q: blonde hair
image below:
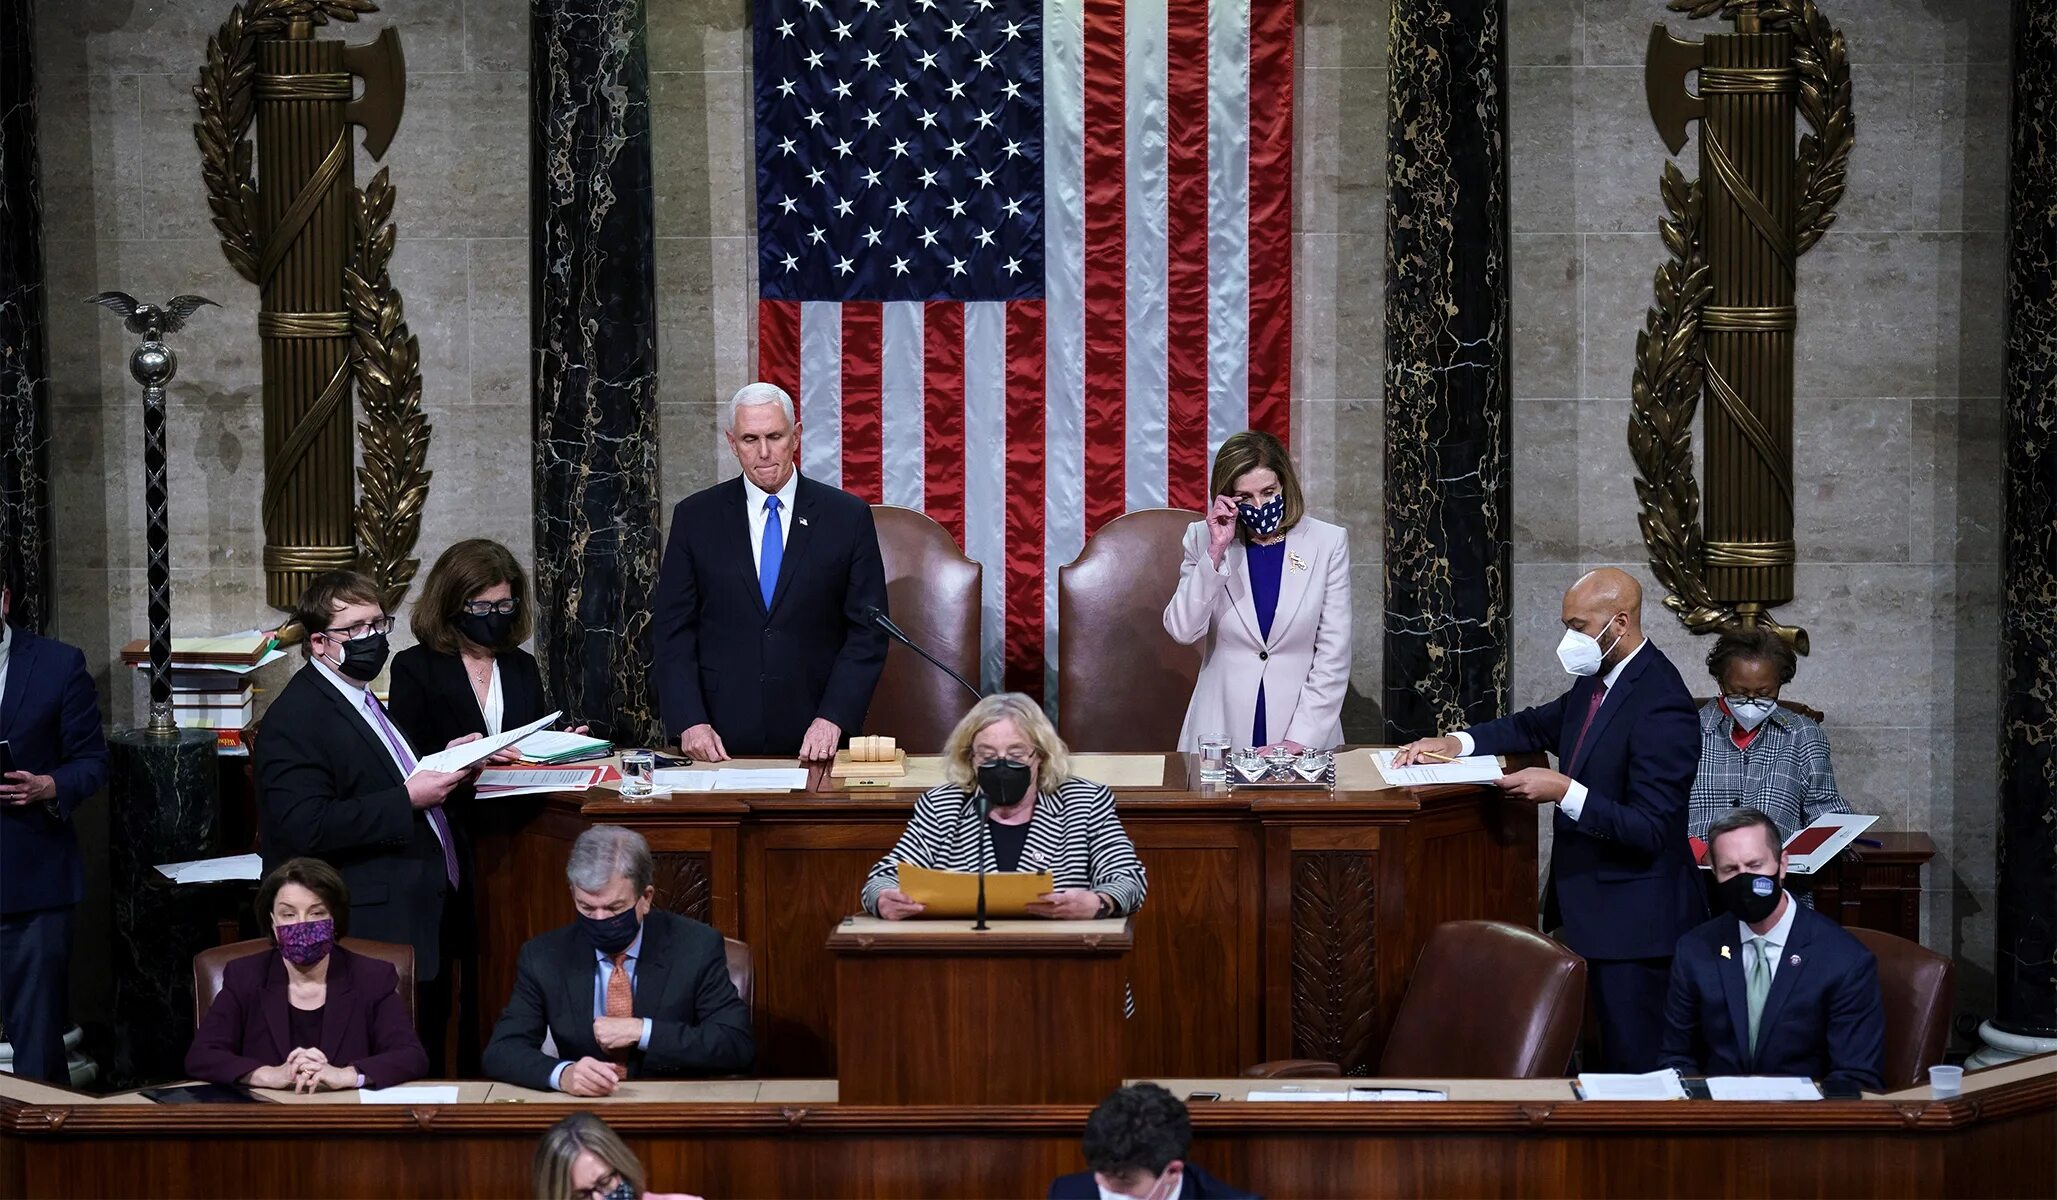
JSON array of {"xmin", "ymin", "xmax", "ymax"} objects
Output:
[
  {"xmin": 941, "ymin": 692, "xmax": 1073, "ymax": 795},
  {"xmin": 531, "ymin": 1112, "xmax": 645, "ymax": 1200}
]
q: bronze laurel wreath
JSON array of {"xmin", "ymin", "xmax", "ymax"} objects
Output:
[
  {"xmin": 1629, "ymin": 0, "xmax": 1852, "ymax": 644},
  {"xmin": 193, "ymin": 0, "xmax": 431, "ymax": 612}
]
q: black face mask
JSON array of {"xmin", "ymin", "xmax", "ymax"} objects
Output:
[
  {"xmin": 457, "ymin": 611, "xmax": 515, "ymax": 649},
  {"xmin": 975, "ymin": 759, "xmax": 1033, "ymax": 812},
  {"xmin": 580, "ymin": 906, "xmax": 642, "ymax": 955},
  {"xmin": 325, "ymin": 632, "xmax": 389, "ymax": 682},
  {"xmin": 1717, "ymin": 870, "xmax": 1784, "ymax": 924}
]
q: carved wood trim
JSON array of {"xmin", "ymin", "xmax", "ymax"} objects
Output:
[
  {"xmin": 1289, "ymin": 852, "xmax": 1379, "ymax": 1075},
  {"xmin": 651, "ymin": 852, "xmax": 712, "ymax": 924}
]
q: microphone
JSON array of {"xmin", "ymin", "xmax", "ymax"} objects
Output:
[
  {"xmin": 970, "ymin": 790, "xmax": 992, "ymax": 932},
  {"xmin": 862, "ymin": 605, "xmax": 982, "ymax": 703}
]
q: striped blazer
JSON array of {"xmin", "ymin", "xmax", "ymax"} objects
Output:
[{"xmin": 860, "ymin": 778, "xmax": 1148, "ymax": 917}]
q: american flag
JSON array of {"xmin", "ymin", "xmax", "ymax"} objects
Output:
[{"xmin": 754, "ymin": 0, "xmax": 1294, "ymax": 699}]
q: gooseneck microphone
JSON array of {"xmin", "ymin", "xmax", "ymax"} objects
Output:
[{"xmin": 862, "ymin": 605, "xmax": 983, "ymax": 703}]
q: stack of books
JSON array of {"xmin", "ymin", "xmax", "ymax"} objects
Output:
[{"xmin": 123, "ymin": 631, "xmax": 286, "ymax": 753}]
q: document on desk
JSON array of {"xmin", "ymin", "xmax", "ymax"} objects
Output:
[
  {"xmin": 1705, "ymin": 1076, "xmax": 1822, "ymax": 1101},
  {"xmin": 475, "ymin": 766, "xmax": 603, "ymax": 798},
  {"xmin": 1348, "ymin": 1087, "xmax": 1448, "ymax": 1101},
  {"xmin": 1575, "ymin": 1070, "xmax": 1689, "ymax": 1100},
  {"xmin": 897, "ymin": 864, "xmax": 1055, "ymax": 917},
  {"xmin": 651, "ymin": 769, "xmax": 717, "ymax": 792},
  {"xmin": 510, "ymin": 729, "xmax": 613, "ymax": 763},
  {"xmin": 153, "ymin": 853, "xmax": 264, "ymax": 884},
  {"xmin": 359, "ymin": 1085, "xmax": 462, "ymax": 1105},
  {"xmin": 1371, "ymin": 749, "xmax": 1504, "ymax": 787},
  {"xmin": 410, "ymin": 711, "xmax": 561, "ymax": 775},
  {"xmin": 710, "ymin": 768, "xmax": 810, "ymax": 791},
  {"xmin": 1247, "ymin": 1090, "xmax": 1350, "ymax": 1101}
]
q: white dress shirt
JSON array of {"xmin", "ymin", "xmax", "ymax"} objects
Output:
[
  {"xmin": 743, "ymin": 470, "xmax": 800, "ymax": 574},
  {"xmin": 0, "ymin": 620, "xmax": 12, "ymax": 713},
  {"xmin": 309, "ymin": 656, "xmax": 451, "ymax": 858},
  {"xmin": 1455, "ymin": 638, "xmax": 1648, "ymax": 821},
  {"xmin": 1740, "ymin": 889, "xmax": 1798, "ymax": 984},
  {"xmin": 1100, "ymin": 1180, "xmax": 1184, "ymax": 1200},
  {"xmin": 476, "ymin": 659, "xmax": 504, "ymax": 736}
]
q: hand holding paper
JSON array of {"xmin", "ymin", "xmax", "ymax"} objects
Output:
[
  {"xmin": 410, "ymin": 711, "xmax": 560, "ymax": 776},
  {"xmin": 897, "ymin": 864, "xmax": 1056, "ymax": 918}
]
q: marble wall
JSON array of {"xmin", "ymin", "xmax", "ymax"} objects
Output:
[{"xmin": 39, "ymin": 0, "xmax": 2008, "ymax": 1016}]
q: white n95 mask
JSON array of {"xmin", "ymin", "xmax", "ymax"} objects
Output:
[
  {"xmin": 1555, "ymin": 623, "xmax": 1619, "ymax": 677},
  {"xmin": 1727, "ymin": 697, "xmax": 1777, "ymax": 731}
]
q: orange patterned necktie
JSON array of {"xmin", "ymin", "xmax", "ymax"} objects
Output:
[{"xmin": 604, "ymin": 952, "xmax": 635, "ymax": 1063}]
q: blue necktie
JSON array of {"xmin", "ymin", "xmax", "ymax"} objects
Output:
[{"xmin": 759, "ymin": 494, "xmax": 784, "ymax": 609}]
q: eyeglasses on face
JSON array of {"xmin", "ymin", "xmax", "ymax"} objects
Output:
[
  {"xmin": 460, "ymin": 598, "xmax": 519, "ymax": 616},
  {"xmin": 971, "ymin": 747, "xmax": 1039, "ymax": 767},
  {"xmin": 322, "ymin": 616, "xmax": 394, "ymax": 641}
]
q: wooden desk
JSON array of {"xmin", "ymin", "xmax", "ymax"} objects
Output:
[
  {"xmin": 471, "ymin": 751, "xmax": 1542, "ymax": 1078},
  {"xmin": 4, "ymin": 1056, "xmax": 2050, "ymax": 1198}
]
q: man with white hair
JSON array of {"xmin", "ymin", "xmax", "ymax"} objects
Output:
[
  {"xmin": 481, "ymin": 825, "xmax": 753, "ymax": 1094},
  {"xmin": 653, "ymin": 382, "xmax": 889, "ymax": 761}
]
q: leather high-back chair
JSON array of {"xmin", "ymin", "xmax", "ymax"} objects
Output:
[
  {"xmin": 866, "ymin": 505, "xmax": 982, "ymax": 752},
  {"xmin": 1845, "ymin": 927, "xmax": 1953, "ymax": 1090},
  {"xmin": 194, "ymin": 937, "xmax": 417, "ymax": 1026},
  {"xmin": 1381, "ymin": 920, "xmax": 1587, "ymax": 1078},
  {"xmin": 724, "ymin": 937, "xmax": 754, "ymax": 1008},
  {"xmin": 1056, "ymin": 508, "xmax": 1202, "ymax": 751}
]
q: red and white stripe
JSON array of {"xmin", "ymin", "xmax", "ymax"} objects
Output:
[{"xmin": 756, "ymin": 0, "xmax": 1292, "ymax": 704}]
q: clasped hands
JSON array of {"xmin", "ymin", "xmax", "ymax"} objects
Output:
[
  {"xmin": 681, "ymin": 717, "xmax": 843, "ymax": 763},
  {"xmin": 1392, "ymin": 736, "xmax": 1570, "ymax": 804},
  {"xmin": 248, "ymin": 1047, "xmax": 355, "ymax": 1093},
  {"xmin": 557, "ymin": 1017, "xmax": 644, "ymax": 1097},
  {"xmin": 876, "ymin": 887, "xmax": 1106, "ymax": 921}
]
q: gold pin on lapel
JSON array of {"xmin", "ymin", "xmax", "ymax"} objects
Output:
[
  {"xmin": 1720, "ymin": 945, "xmax": 1732, "ymax": 960},
  {"xmin": 1288, "ymin": 552, "xmax": 1308, "ymax": 572}
]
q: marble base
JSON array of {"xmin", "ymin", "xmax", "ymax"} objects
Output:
[
  {"xmin": 1966, "ymin": 1020, "xmax": 2057, "ymax": 1070},
  {"xmin": 106, "ymin": 727, "xmax": 222, "ymax": 1087},
  {"xmin": 0, "ymin": 1025, "xmax": 97, "ymax": 1089}
]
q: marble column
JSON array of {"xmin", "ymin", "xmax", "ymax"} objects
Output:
[
  {"xmin": 0, "ymin": 0, "xmax": 52, "ymax": 629},
  {"xmin": 1381, "ymin": 0, "xmax": 1513, "ymax": 740},
  {"xmin": 1975, "ymin": 0, "xmax": 2057, "ymax": 1068},
  {"xmin": 530, "ymin": 0, "xmax": 663, "ymax": 745}
]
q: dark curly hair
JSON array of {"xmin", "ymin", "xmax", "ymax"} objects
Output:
[
  {"xmin": 1705, "ymin": 625, "xmax": 1797, "ymax": 686},
  {"xmin": 1082, "ymin": 1083, "xmax": 1191, "ymax": 1178}
]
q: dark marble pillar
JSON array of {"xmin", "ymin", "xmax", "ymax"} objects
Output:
[
  {"xmin": 0, "ymin": 0, "xmax": 52, "ymax": 629},
  {"xmin": 1381, "ymin": 0, "xmax": 1513, "ymax": 741},
  {"xmin": 530, "ymin": 0, "xmax": 663, "ymax": 745},
  {"xmin": 1980, "ymin": 0, "xmax": 2057, "ymax": 1064}
]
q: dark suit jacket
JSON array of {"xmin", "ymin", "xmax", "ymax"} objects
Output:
[
  {"xmin": 481, "ymin": 908, "xmax": 754, "ymax": 1090},
  {"xmin": 0, "ymin": 627, "xmax": 111, "ymax": 915},
  {"xmin": 386, "ymin": 643, "xmax": 548, "ymax": 758},
  {"xmin": 184, "ymin": 945, "xmax": 430, "ymax": 1090},
  {"xmin": 1464, "ymin": 642, "xmax": 1707, "ymax": 961},
  {"xmin": 255, "ymin": 664, "xmax": 451, "ymax": 980},
  {"xmin": 1660, "ymin": 901, "xmax": 1886, "ymax": 1092},
  {"xmin": 653, "ymin": 475, "xmax": 888, "ymax": 755},
  {"xmin": 1049, "ymin": 1164, "xmax": 1255, "ymax": 1200}
]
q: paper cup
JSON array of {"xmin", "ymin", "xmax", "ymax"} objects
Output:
[{"xmin": 1927, "ymin": 1064, "xmax": 1963, "ymax": 1097}]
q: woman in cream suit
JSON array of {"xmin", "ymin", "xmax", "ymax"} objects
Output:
[{"xmin": 1164, "ymin": 431, "xmax": 1351, "ymax": 752}]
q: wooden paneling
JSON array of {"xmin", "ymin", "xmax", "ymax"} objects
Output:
[{"xmin": 1122, "ymin": 818, "xmax": 1261, "ymax": 1077}]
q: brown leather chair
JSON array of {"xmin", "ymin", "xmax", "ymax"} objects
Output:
[
  {"xmin": 1845, "ymin": 927, "xmax": 1953, "ymax": 1090},
  {"xmin": 194, "ymin": 937, "xmax": 417, "ymax": 1026},
  {"xmin": 1056, "ymin": 508, "xmax": 1203, "ymax": 751},
  {"xmin": 723, "ymin": 937, "xmax": 754, "ymax": 1008},
  {"xmin": 1245, "ymin": 920, "xmax": 1587, "ymax": 1080},
  {"xmin": 865, "ymin": 505, "xmax": 982, "ymax": 752}
]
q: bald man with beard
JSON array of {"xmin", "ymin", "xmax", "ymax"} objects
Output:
[{"xmin": 1398, "ymin": 568, "xmax": 1706, "ymax": 1071}]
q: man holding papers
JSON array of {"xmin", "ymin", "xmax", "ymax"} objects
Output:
[
  {"xmin": 1661, "ymin": 808, "xmax": 1885, "ymax": 1093},
  {"xmin": 257, "ymin": 571, "xmax": 508, "ymax": 1071},
  {"xmin": 1396, "ymin": 568, "xmax": 1705, "ymax": 1072}
]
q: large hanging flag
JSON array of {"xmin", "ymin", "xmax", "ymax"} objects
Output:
[{"xmin": 753, "ymin": 0, "xmax": 1293, "ymax": 698}]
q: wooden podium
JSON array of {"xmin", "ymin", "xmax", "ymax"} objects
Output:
[{"xmin": 827, "ymin": 915, "xmax": 1133, "ymax": 1105}]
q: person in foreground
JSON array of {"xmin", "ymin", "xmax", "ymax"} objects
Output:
[
  {"xmin": 862, "ymin": 692, "xmax": 1148, "ymax": 922},
  {"xmin": 1396, "ymin": 567, "xmax": 1706, "ymax": 1072},
  {"xmin": 532, "ymin": 1111, "xmax": 702, "ymax": 1200},
  {"xmin": 1163, "ymin": 430, "xmax": 1350, "ymax": 753},
  {"xmin": 653, "ymin": 381, "xmax": 888, "ymax": 762},
  {"xmin": 1661, "ymin": 808, "xmax": 1885, "ymax": 1093},
  {"xmin": 1049, "ymin": 1084, "xmax": 1255, "ymax": 1200},
  {"xmin": 1688, "ymin": 624, "xmax": 1849, "ymax": 840},
  {"xmin": 0, "ymin": 565, "xmax": 110, "ymax": 1084},
  {"xmin": 186, "ymin": 857, "xmax": 429, "ymax": 1092},
  {"xmin": 484, "ymin": 825, "xmax": 754, "ymax": 1095}
]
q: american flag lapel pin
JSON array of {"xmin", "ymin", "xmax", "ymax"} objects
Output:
[
  {"xmin": 1790, "ymin": 954, "xmax": 1801, "ymax": 966},
  {"xmin": 1720, "ymin": 945, "xmax": 1731, "ymax": 960}
]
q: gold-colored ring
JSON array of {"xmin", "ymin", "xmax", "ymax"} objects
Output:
[
  {"xmin": 1698, "ymin": 67, "xmax": 1796, "ymax": 94},
  {"xmin": 1704, "ymin": 540, "xmax": 1796, "ymax": 568},
  {"xmin": 258, "ymin": 311, "xmax": 353, "ymax": 338},
  {"xmin": 254, "ymin": 73, "xmax": 353, "ymax": 101},
  {"xmin": 1702, "ymin": 305, "xmax": 1797, "ymax": 332},
  {"xmin": 263, "ymin": 545, "xmax": 360, "ymax": 572}
]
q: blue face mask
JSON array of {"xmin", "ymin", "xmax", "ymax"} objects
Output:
[{"xmin": 1237, "ymin": 493, "xmax": 1286, "ymax": 536}]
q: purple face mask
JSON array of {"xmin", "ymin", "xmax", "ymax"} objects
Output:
[{"xmin": 276, "ymin": 917, "xmax": 335, "ymax": 967}]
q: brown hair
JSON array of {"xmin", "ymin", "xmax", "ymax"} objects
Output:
[
  {"xmin": 291, "ymin": 570, "xmax": 386, "ymax": 658},
  {"xmin": 256, "ymin": 857, "xmax": 352, "ymax": 940},
  {"xmin": 1705, "ymin": 808, "xmax": 1784, "ymax": 867},
  {"xmin": 531, "ymin": 1112, "xmax": 646, "ymax": 1200},
  {"xmin": 1705, "ymin": 624, "xmax": 1798, "ymax": 686},
  {"xmin": 1208, "ymin": 430, "xmax": 1305, "ymax": 540},
  {"xmin": 410, "ymin": 539, "xmax": 532, "ymax": 654}
]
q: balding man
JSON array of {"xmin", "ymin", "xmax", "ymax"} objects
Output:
[
  {"xmin": 1399, "ymin": 568, "xmax": 1705, "ymax": 1071},
  {"xmin": 653, "ymin": 383, "xmax": 888, "ymax": 761}
]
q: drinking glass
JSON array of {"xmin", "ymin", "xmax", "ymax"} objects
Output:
[
  {"xmin": 619, "ymin": 749, "xmax": 657, "ymax": 801},
  {"xmin": 1198, "ymin": 733, "xmax": 1231, "ymax": 784}
]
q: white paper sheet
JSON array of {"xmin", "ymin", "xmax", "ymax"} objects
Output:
[
  {"xmin": 1575, "ymin": 1070, "xmax": 1689, "ymax": 1101},
  {"xmin": 1246, "ymin": 1090, "xmax": 1351, "ymax": 1102},
  {"xmin": 411, "ymin": 711, "xmax": 560, "ymax": 775},
  {"xmin": 710, "ymin": 768, "xmax": 810, "ymax": 791},
  {"xmin": 477, "ymin": 767, "xmax": 600, "ymax": 789},
  {"xmin": 153, "ymin": 853, "xmax": 264, "ymax": 884},
  {"xmin": 1371, "ymin": 749, "xmax": 1505, "ymax": 787},
  {"xmin": 359, "ymin": 1085, "xmax": 461, "ymax": 1105},
  {"xmin": 651, "ymin": 769, "xmax": 716, "ymax": 792},
  {"xmin": 1348, "ymin": 1088, "xmax": 1448, "ymax": 1101},
  {"xmin": 1705, "ymin": 1076, "xmax": 1823, "ymax": 1101},
  {"xmin": 510, "ymin": 730, "xmax": 612, "ymax": 761}
]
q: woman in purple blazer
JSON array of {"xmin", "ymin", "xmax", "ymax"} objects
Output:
[{"xmin": 186, "ymin": 857, "xmax": 429, "ymax": 1092}]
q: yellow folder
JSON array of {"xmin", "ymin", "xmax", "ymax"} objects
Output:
[{"xmin": 897, "ymin": 864, "xmax": 1056, "ymax": 918}]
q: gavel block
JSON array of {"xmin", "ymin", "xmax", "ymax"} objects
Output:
[{"xmin": 831, "ymin": 734, "xmax": 908, "ymax": 779}]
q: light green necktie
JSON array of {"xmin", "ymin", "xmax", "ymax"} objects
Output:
[{"xmin": 1745, "ymin": 937, "xmax": 1772, "ymax": 1056}]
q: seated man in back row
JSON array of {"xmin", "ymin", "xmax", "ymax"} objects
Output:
[
  {"xmin": 483, "ymin": 826, "xmax": 753, "ymax": 1095},
  {"xmin": 1661, "ymin": 807, "xmax": 1885, "ymax": 1093}
]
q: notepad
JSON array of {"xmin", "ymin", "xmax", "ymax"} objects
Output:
[
  {"xmin": 475, "ymin": 767, "xmax": 603, "ymax": 798},
  {"xmin": 1370, "ymin": 749, "xmax": 1504, "ymax": 787},
  {"xmin": 1705, "ymin": 1076, "xmax": 1822, "ymax": 1101},
  {"xmin": 411, "ymin": 712, "xmax": 560, "ymax": 775},
  {"xmin": 1247, "ymin": 1090, "xmax": 1350, "ymax": 1101},
  {"xmin": 1575, "ymin": 1069, "xmax": 1689, "ymax": 1101},
  {"xmin": 897, "ymin": 864, "xmax": 1056, "ymax": 917},
  {"xmin": 710, "ymin": 768, "xmax": 810, "ymax": 791}
]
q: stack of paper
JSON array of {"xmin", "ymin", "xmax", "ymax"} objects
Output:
[
  {"xmin": 1575, "ymin": 1070, "xmax": 1689, "ymax": 1101},
  {"xmin": 1370, "ymin": 749, "xmax": 1505, "ymax": 787},
  {"xmin": 511, "ymin": 730, "xmax": 613, "ymax": 764},
  {"xmin": 1705, "ymin": 1076, "xmax": 1822, "ymax": 1101},
  {"xmin": 651, "ymin": 767, "xmax": 811, "ymax": 793},
  {"xmin": 475, "ymin": 766, "xmax": 604, "ymax": 798},
  {"xmin": 1348, "ymin": 1088, "xmax": 1448, "ymax": 1101},
  {"xmin": 154, "ymin": 853, "xmax": 264, "ymax": 884},
  {"xmin": 411, "ymin": 712, "xmax": 560, "ymax": 775},
  {"xmin": 1247, "ymin": 1090, "xmax": 1350, "ymax": 1102}
]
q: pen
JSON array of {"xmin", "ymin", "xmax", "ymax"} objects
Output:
[{"xmin": 1418, "ymin": 750, "xmax": 1457, "ymax": 763}]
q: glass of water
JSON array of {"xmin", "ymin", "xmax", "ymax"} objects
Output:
[
  {"xmin": 1198, "ymin": 732, "xmax": 1231, "ymax": 784},
  {"xmin": 619, "ymin": 749, "xmax": 657, "ymax": 801}
]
